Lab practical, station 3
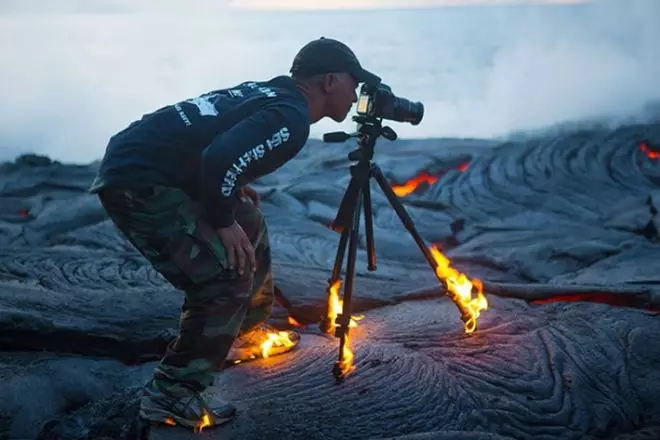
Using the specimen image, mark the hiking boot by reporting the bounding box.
[227,324,300,364]
[139,380,236,431]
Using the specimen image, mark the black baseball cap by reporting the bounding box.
[290,37,381,86]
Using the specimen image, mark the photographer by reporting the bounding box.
[90,37,379,430]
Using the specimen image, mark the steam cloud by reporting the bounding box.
[428,0,660,140]
[0,0,658,163]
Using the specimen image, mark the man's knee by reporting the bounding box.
[234,200,267,244]
[186,275,253,306]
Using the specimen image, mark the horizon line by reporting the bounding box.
[229,0,592,12]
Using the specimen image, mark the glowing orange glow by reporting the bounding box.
[430,245,488,333]
[193,411,213,433]
[392,171,440,196]
[163,411,213,432]
[229,325,299,364]
[327,279,363,331]
[641,143,660,159]
[326,279,363,377]
[532,293,660,313]
[392,163,469,197]
[339,333,356,376]
[288,316,302,327]
[260,331,297,359]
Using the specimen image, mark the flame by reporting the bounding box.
[326,279,363,377]
[429,245,488,333]
[327,280,363,330]
[228,326,298,364]
[392,163,470,197]
[338,333,356,377]
[193,410,213,433]
[163,411,213,433]
[641,143,660,159]
[260,331,297,359]
[288,316,303,327]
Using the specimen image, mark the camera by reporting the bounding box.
[356,83,424,125]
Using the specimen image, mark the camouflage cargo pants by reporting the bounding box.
[98,186,273,393]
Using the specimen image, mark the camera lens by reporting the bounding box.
[386,97,424,126]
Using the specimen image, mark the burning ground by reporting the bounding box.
[1,119,660,440]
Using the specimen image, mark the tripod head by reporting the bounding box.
[323,81,423,160]
[323,115,398,163]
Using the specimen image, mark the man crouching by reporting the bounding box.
[90,37,380,429]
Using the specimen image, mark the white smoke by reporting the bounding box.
[0,0,658,163]
[417,0,660,139]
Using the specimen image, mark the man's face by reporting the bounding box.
[322,73,359,122]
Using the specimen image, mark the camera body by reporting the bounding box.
[356,83,424,126]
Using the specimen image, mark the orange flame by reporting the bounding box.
[392,163,469,197]
[327,280,363,330]
[288,316,303,327]
[326,279,363,377]
[641,143,660,159]
[429,245,488,333]
[338,333,356,377]
[162,411,213,433]
[260,331,297,359]
[193,411,213,433]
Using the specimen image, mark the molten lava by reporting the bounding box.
[392,171,440,196]
[326,279,363,377]
[429,245,488,333]
[641,143,660,159]
[533,293,660,313]
[392,163,470,197]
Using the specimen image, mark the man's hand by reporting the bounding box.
[237,185,260,208]
[216,221,256,276]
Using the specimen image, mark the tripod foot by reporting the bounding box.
[332,362,346,383]
[319,317,335,335]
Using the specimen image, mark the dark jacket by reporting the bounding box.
[90,75,310,229]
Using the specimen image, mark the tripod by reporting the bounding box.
[320,115,472,382]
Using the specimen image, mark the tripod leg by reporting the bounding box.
[370,164,477,328]
[333,189,362,382]
[362,178,376,271]
[330,227,350,281]
[324,166,372,335]
[370,165,437,271]
[320,224,351,334]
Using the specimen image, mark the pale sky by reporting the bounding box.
[0,0,592,13]
[3,0,656,165]
[229,0,591,11]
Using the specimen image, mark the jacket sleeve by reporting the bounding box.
[199,102,309,229]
